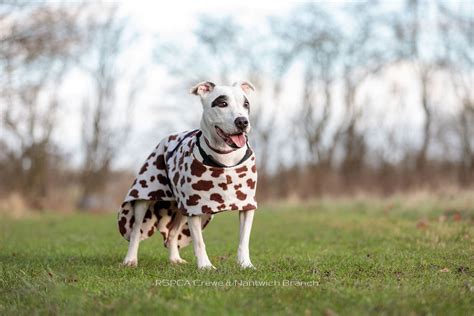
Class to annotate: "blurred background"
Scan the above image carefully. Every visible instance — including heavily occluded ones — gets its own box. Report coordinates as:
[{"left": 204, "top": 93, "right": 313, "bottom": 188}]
[{"left": 0, "top": 0, "right": 472, "bottom": 213}]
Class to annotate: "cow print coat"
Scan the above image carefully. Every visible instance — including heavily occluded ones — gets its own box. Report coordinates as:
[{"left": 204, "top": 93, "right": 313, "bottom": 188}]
[{"left": 117, "top": 129, "right": 258, "bottom": 249}]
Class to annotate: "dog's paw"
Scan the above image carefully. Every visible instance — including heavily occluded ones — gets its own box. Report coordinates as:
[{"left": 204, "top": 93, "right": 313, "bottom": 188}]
[
  {"left": 238, "top": 259, "right": 255, "bottom": 270},
  {"left": 240, "top": 263, "right": 255, "bottom": 269},
  {"left": 169, "top": 257, "right": 188, "bottom": 264},
  {"left": 122, "top": 257, "right": 138, "bottom": 267},
  {"left": 198, "top": 264, "right": 217, "bottom": 270},
  {"left": 196, "top": 256, "right": 216, "bottom": 270}
]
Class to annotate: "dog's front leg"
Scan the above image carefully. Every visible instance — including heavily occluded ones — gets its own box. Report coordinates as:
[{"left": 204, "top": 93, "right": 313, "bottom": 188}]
[
  {"left": 123, "top": 200, "right": 149, "bottom": 267},
  {"left": 238, "top": 210, "right": 255, "bottom": 269},
  {"left": 188, "top": 215, "right": 216, "bottom": 270}
]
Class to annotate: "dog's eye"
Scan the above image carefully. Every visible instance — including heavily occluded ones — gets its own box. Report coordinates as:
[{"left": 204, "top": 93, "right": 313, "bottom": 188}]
[{"left": 212, "top": 95, "right": 229, "bottom": 108}]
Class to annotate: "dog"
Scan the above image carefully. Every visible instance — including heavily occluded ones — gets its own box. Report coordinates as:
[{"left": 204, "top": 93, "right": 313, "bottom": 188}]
[{"left": 117, "top": 81, "right": 258, "bottom": 270}]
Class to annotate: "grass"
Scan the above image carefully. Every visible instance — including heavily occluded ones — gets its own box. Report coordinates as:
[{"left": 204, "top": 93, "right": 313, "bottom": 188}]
[{"left": 0, "top": 197, "right": 473, "bottom": 315}]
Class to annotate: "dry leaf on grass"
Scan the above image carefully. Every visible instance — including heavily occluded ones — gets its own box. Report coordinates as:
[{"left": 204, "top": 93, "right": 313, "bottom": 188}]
[
  {"left": 453, "top": 213, "right": 462, "bottom": 222},
  {"left": 416, "top": 219, "right": 429, "bottom": 229}
]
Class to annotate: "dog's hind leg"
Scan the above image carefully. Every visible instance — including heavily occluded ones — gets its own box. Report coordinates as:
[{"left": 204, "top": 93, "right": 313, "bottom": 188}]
[
  {"left": 237, "top": 210, "right": 255, "bottom": 269},
  {"left": 188, "top": 215, "right": 216, "bottom": 270},
  {"left": 167, "top": 212, "right": 188, "bottom": 264},
  {"left": 123, "top": 200, "right": 149, "bottom": 267}
]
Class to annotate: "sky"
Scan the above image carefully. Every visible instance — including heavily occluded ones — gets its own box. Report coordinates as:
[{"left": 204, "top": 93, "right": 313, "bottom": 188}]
[{"left": 120, "top": 0, "right": 295, "bottom": 34}]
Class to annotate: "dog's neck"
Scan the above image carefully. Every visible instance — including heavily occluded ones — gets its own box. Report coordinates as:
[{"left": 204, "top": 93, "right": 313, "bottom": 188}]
[{"left": 196, "top": 134, "right": 247, "bottom": 167}]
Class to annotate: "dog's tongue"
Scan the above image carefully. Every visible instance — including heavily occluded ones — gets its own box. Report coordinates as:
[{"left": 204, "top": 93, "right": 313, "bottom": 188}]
[{"left": 229, "top": 134, "right": 246, "bottom": 148}]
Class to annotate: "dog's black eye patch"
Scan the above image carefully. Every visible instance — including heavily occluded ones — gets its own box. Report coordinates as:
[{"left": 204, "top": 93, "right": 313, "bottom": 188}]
[{"left": 211, "top": 95, "right": 229, "bottom": 108}]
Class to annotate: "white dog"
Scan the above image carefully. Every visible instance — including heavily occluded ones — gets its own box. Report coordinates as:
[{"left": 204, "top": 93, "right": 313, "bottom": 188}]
[{"left": 117, "top": 81, "right": 258, "bottom": 270}]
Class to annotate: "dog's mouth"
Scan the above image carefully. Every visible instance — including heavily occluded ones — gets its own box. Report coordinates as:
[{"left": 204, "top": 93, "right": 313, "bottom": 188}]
[{"left": 215, "top": 126, "right": 247, "bottom": 148}]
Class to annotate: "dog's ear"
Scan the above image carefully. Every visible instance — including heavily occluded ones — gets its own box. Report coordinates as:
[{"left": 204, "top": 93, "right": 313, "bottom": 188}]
[
  {"left": 190, "top": 81, "right": 216, "bottom": 96},
  {"left": 233, "top": 81, "right": 255, "bottom": 94}
]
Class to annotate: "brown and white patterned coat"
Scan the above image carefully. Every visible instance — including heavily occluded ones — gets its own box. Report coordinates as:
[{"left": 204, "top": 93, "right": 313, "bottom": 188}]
[{"left": 117, "top": 129, "right": 257, "bottom": 249}]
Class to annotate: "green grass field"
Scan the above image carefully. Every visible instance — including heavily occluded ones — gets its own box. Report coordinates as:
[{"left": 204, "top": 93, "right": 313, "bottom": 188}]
[{"left": 1, "top": 197, "right": 473, "bottom": 315}]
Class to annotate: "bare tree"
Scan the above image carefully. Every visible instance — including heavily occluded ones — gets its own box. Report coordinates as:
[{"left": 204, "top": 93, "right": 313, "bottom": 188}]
[
  {"left": 389, "top": 0, "right": 441, "bottom": 172},
  {"left": 272, "top": 4, "right": 341, "bottom": 168},
  {"left": 78, "top": 7, "right": 138, "bottom": 209},
  {"left": 194, "top": 15, "right": 243, "bottom": 84},
  {"left": 0, "top": 3, "right": 89, "bottom": 205},
  {"left": 336, "top": 3, "right": 389, "bottom": 180},
  {"left": 438, "top": 3, "right": 474, "bottom": 184},
  {"left": 274, "top": 3, "right": 386, "bottom": 181}
]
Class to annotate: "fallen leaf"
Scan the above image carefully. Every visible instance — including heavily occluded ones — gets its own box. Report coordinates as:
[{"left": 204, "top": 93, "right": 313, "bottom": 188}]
[
  {"left": 416, "top": 219, "right": 429, "bottom": 229},
  {"left": 439, "top": 268, "right": 450, "bottom": 273},
  {"left": 453, "top": 213, "right": 462, "bottom": 222}
]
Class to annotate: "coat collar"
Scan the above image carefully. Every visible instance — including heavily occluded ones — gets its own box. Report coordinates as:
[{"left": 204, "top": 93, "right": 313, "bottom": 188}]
[{"left": 195, "top": 131, "right": 252, "bottom": 168}]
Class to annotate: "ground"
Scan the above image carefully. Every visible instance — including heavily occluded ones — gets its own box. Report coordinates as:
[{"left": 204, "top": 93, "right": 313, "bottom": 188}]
[{"left": 0, "top": 195, "right": 473, "bottom": 315}]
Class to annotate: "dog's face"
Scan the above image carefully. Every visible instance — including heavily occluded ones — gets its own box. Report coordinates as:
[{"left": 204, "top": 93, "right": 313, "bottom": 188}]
[{"left": 191, "top": 81, "right": 255, "bottom": 150}]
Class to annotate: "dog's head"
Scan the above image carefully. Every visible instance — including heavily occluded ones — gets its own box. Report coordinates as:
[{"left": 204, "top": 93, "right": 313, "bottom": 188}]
[{"left": 191, "top": 81, "right": 255, "bottom": 151}]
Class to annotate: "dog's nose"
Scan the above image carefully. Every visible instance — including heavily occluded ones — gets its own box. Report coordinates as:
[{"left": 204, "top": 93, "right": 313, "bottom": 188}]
[{"left": 234, "top": 117, "right": 249, "bottom": 130}]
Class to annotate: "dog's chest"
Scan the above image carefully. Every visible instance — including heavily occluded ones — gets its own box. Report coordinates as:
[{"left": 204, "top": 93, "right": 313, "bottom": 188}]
[
  {"left": 123, "top": 130, "right": 258, "bottom": 216},
  {"left": 166, "top": 131, "right": 258, "bottom": 215}
]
